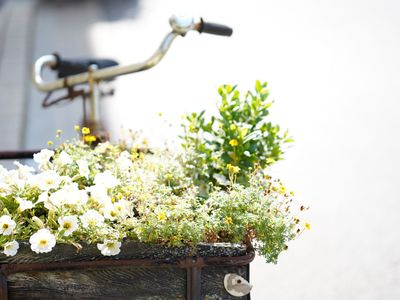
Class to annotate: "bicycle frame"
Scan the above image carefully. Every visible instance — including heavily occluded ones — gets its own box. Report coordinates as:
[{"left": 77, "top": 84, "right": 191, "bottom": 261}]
[{"left": 32, "top": 15, "right": 232, "bottom": 139}]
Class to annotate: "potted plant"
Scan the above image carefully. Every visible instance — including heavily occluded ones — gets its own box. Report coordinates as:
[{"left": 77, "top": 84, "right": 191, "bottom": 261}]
[{"left": 0, "top": 81, "right": 308, "bottom": 299}]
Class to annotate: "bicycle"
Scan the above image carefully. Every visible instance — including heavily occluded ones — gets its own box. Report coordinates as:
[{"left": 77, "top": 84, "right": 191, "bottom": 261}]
[
  {"left": 0, "top": 15, "right": 232, "bottom": 159},
  {"left": 33, "top": 15, "right": 232, "bottom": 138}
]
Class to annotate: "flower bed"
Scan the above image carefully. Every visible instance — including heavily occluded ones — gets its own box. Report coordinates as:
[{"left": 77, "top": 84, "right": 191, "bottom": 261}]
[{"left": 0, "top": 82, "right": 309, "bottom": 299}]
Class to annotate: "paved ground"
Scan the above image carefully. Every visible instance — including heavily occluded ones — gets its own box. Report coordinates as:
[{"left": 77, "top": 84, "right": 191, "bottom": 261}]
[{"left": 1, "top": 0, "right": 400, "bottom": 299}]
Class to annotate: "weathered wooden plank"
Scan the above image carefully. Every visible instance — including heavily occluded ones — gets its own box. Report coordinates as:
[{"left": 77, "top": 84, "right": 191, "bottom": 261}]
[{"left": 8, "top": 266, "right": 186, "bottom": 300}]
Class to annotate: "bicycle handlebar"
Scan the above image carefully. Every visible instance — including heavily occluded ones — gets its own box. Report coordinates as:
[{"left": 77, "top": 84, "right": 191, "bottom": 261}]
[
  {"left": 199, "top": 18, "right": 233, "bottom": 36},
  {"left": 33, "top": 15, "right": 233, "bottom": 92}
]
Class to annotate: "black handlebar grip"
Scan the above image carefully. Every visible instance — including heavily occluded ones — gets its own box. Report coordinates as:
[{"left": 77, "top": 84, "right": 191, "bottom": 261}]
[
  {"left": 52, "top": 53, "right": 119, "bottom": 78},
  {"left": 199, "top": 18, "right": 233, "bottom": 36}
]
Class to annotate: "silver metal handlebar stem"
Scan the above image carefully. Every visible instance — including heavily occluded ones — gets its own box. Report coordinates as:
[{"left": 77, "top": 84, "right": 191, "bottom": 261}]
[{"left": 33, "top": 15, "right": 201, "bottom": 92}]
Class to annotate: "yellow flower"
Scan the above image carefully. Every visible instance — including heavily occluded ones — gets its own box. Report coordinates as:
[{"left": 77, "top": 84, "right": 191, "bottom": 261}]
[
  {"left": 278, "top": 183, "right": 286, "bottom": 195},
  {"left": 47, "top": 141, "right": 53, "bottom": 146},
  {"left": 227, "top": 164, "right": 240, "bottom": 174},
  {"left": 74, "top": 125, "right": 80, "bottom": 132},
  {"left": 56, "top": 129, "right": 62, "bottom": 135},
  {"left": 225, "top": 216, "right": 233, "bottom": 225},
  {"left": 82, "top": 127, "right": 90, "bottom": 135},
  {"left": 84, "top": 135, "right": 96, "bottom": 143},
  {"left": 229, "top": 139, "right": 239, "bottom": 147},
  {"left": 230, "top": 124, "right": 237, "bottom": 131},
  {"left": 305, "top": 222, "right": 311, "bottom": 230},
  {"left": 157, "top": 212, "right": 166, "bottom": 222}
]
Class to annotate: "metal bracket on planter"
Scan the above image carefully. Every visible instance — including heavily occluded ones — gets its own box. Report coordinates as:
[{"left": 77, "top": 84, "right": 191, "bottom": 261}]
[{"left": 224, "top": 273, "right": 253, "bottom": 297}]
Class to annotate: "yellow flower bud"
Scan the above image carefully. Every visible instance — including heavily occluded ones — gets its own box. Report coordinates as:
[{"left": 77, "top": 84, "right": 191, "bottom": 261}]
[
  {"left": 84, "top": 135, "right": 96, "bottom": 143},
  {"left": 82, "top": 127, "right": 90, "bottom": 135},
  {"left": 157, "top": 212, "right": 166, "bottom": 221},
  {"left": 225, "top": 216, "right": 233, "bottom": 225},
  {"left": 305, "top": 223, "right": 311, "bottom": 230},
  {"left": 227, "top": 164, "right": 240, "bottom": 174},
  {"left": 229, "top": 139, "right": 239, "bottom": 147}
]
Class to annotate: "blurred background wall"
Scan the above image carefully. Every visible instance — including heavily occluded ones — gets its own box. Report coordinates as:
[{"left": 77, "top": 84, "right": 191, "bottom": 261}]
[{"left": 1, "top": 0, "right": 400, "bottom": 299}]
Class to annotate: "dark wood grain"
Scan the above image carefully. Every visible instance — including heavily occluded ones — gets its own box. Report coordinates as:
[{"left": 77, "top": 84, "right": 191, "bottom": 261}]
[{"left": 8, "top": 266, "right": 186, "bottom": 300}]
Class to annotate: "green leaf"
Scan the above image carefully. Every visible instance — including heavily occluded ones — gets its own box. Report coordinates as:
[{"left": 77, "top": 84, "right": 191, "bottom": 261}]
[
  {"left": 225, "top": 84, "right": 233, "bottom": 94},
  {"left": 255, "top": 80, "right": 262, "bottom": 93},
  {"left": 284, "top": 138, "right": 295, "bottom": 143}
]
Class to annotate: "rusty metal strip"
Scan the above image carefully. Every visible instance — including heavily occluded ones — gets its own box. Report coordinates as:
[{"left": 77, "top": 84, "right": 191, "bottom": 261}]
[
  {"left": 0, "top": 150, "right": 39, "bottom": 160},
  {"left": 187, "top": 265, "right": 201, "bottom": 300},
  {"left": 182, "top": 257, "right": 203, "bottom": 300},
  {"left": 0, "top": 249, "right": 254, "bottom": 276}
]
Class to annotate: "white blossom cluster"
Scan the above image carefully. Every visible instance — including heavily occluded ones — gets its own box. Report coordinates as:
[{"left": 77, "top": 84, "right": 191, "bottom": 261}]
[{"left": 0, "top": 143, "right": 137, "bottom": 257}]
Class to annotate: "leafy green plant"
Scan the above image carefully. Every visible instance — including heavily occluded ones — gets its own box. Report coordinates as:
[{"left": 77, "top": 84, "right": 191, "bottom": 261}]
[{"left": 181, "top": 80, "right": 293, "bottom": 191}]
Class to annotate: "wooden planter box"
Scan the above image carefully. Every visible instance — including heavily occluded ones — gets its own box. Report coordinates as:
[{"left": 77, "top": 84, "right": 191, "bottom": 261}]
[{"left": 0, "top": 241, "right": 254, "bottom": 300}]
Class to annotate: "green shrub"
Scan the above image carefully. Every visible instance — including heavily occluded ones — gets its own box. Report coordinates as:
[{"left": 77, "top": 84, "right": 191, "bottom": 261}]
[{"left": 181, "top": 80, "right": 293, "bottom": 192}]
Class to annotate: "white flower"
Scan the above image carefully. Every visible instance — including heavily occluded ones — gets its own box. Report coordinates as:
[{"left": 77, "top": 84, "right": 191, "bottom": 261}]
[
  {"left": 14, "top": 161, "right": 35, "bottom": 180},
  {"left": 80, "top": 210, "right": 105, "bottom": 228},
  {"left": 95, "top": 142, "right": 110, "bottom": 154},
  {"left": 3, "top": 240, "right": 19, "bottom": 256},
  {"left": 33, "top": 149, "right": 54, "bottom": 170},
  {"left": 94, "top": 171, "right": 119, "bottom": 189},
  {"left": 86, "top": 185, "right": 112, "bottom": 207},
  {"left": 37, "top": 192, "right": 55, "bottom": 210},
  {"left": 0, "top": 215, "right": 16, "bottom": 235},
  {"left": 3, "top": 170, "right": 26, "bottom": 189},
  {"left": 0, "top": 182, "right": 11, "bottom": 196},
  {"left": 0, "top": 165, "right": 6, "bottom": 176},
  {"left": 116, "top": 151, "right": 133, "bottom": 172},
  {"left": 35, "top": 171, "right": 62, "bottom": 191},
  {"left": 102, "top": 204, "right": 119, "bottom": 220},
  {"left": 16, "top": 197, "right": 34, "bottom": 212},
  {"left": 97, "top": 240, "right": 121, "bottom": 256},
  {"left": 49, "top": 184, "right": 88, "bottom": 208},
  {"left": 58, "top": 216, "right": 79, "bottom": 236},
  {"left": 68, "top": 189, "right": 88, "bottom": 206},
  {"left": 114, "top": 200, "right": 131, "bottom": 217},
  {"left": 56, "top": 151, "right": 73, "bottom": 166},
  {"left": 213, "top": 173, "right": 230, "bottom": 186},
  {"left": 103, "top": 200, "right": 131, "bottom": 220},
  {"left": 29, "top": 228, "right": 56, "bottom": 254},
  {"left": 76, "top": 159, "right": 90, "bottom": 178},
  {"left": 37, "top": 192, "right": 49, "bottom": 204},
  {"left": 49, "top": 189, "right": 67, "bottom": 208}
]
